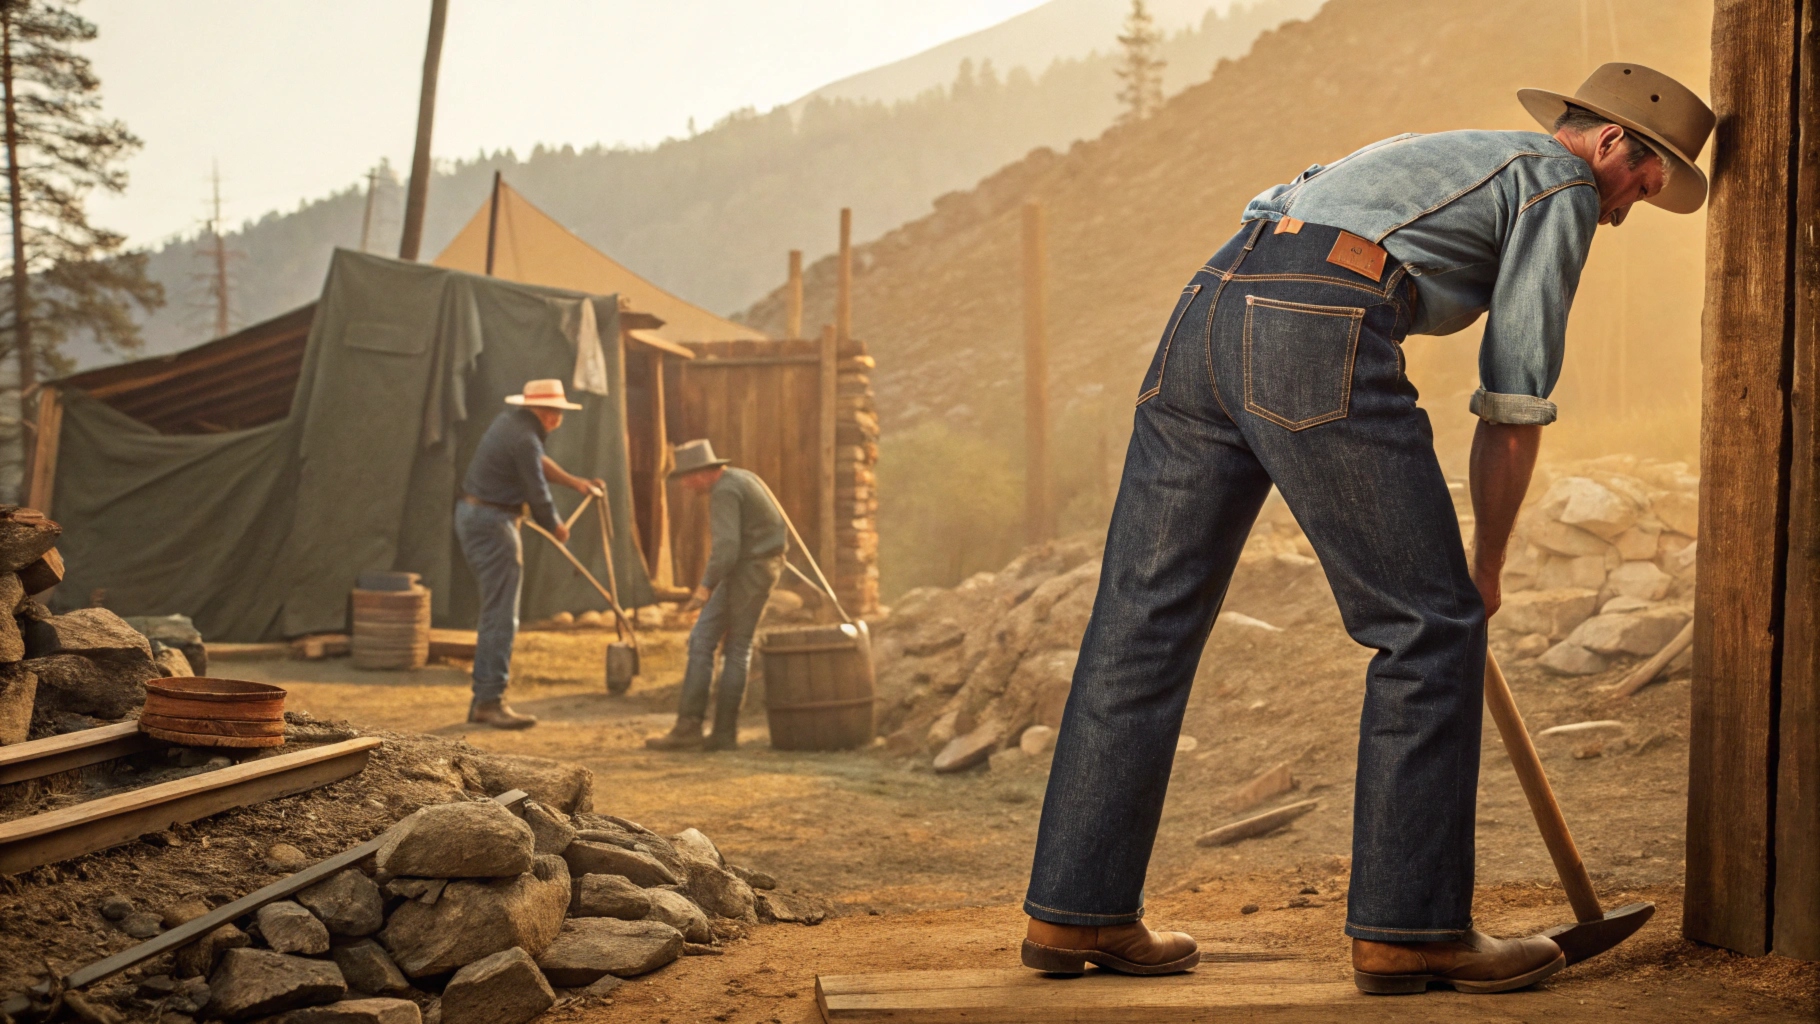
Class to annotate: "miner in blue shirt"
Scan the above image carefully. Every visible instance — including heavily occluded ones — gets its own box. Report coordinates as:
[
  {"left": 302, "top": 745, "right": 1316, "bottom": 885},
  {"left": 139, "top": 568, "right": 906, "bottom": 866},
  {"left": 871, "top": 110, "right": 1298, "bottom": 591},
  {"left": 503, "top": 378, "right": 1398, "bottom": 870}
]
[
  {"left": 1019, "top": 65, "right": 1715, "bottom": 994},
  {"left": 456, "top": 379, "right": 604, "bottom": 730}
]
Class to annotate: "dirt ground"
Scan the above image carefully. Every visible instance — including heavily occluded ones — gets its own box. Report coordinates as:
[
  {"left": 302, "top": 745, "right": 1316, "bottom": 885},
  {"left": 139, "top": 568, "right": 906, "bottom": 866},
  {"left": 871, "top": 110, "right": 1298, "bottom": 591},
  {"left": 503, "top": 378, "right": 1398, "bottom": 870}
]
[{"left": 203, "top": 623, "right": 1820, "bottom": 1022}]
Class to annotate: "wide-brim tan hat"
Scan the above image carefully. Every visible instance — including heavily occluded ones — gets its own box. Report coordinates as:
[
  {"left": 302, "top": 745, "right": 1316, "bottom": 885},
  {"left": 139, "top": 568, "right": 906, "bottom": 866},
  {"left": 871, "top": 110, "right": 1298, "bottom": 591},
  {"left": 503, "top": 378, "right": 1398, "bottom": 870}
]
[
  {"left": 668, "top": 438, "right": 731, "bottom": 478},
  {"left": 505, "top": 378, "right": 584, "bottom": 411},
  {"left": 1518, "top": 62, "right": 1715, "bottom": 214}
]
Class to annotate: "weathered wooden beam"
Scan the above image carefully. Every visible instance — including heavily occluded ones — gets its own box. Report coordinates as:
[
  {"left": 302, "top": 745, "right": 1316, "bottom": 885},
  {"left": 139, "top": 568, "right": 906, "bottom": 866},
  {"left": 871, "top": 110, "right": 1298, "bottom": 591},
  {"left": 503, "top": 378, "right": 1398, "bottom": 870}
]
[
  {"left": 836, "top": 209, "right": 852, "bottom": 342},
  {"left": 787, "top": 249, "right": 804, "bottom": 339},
  {"left": 819, "top": 325, "right": 839, "bottom": 609},
  {"left": 0, "top": 722, "right": 158, "bottom": 787},
  {"left": 1195, "top": 799, "right": 1318, "bottom": 848},
  {"left": 24, "top": 386, "right": 61, "bottom": 516},
  {"left": 1688, "top": 0, "right": 1802, "bottom": 958},
  {"left": 0, "top": 737, "right": 381, "bottom": 876}
]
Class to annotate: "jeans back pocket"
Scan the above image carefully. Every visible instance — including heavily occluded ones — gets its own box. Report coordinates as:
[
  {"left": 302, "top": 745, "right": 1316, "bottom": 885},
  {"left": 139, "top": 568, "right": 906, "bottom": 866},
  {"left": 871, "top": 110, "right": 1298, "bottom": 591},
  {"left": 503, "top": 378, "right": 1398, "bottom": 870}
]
[
  {"left": 1138, "top": 283, "right": 1202, "bottom": 404},
  {"left": 1242, "top": 295, "right": 1364, "bottom": 430}
]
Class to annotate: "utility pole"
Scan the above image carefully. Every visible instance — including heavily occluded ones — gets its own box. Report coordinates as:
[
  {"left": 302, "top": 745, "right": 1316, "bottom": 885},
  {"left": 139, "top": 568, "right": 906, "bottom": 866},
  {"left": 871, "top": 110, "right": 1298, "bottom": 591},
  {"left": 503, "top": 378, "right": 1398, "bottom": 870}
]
[
  {"left": 1022, "top": 201, "right": 1053, "bottom": 544},
  {"left": 836, "top": 209, "right": 852, "bottom": 342},
  {"left": 786, "top": 250, "right": 803, "bottom": 338},
  {"left": 2, "top": 5, "right": 32, "bottom": 394},
  {"left": 359, "top": 167, "right": 380, "bottom": 252},
  {"left": 208, "top": 162, "right": 229, "bottom": 338},
  {"left": 398, "top": 0, "right": 449, "bottom": 261}
]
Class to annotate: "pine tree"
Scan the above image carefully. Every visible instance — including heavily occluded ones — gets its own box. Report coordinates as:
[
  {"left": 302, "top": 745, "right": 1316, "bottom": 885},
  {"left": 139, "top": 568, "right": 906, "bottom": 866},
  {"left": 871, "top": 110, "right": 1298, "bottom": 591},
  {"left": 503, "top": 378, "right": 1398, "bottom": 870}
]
[
  {"left": 1114, "top": 0, "right": 1166, "bottom": 124},
  {"left": 0, "top": 0, "right": 161, "bottom": 394}
]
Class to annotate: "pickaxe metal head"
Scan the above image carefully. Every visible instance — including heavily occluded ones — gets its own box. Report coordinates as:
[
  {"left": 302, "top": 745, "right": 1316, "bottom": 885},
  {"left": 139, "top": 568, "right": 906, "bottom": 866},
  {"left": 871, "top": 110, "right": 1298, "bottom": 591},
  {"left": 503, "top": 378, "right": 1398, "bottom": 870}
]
[{"left": 1539, "top": 901, "right": 1655, "bottom": 965}]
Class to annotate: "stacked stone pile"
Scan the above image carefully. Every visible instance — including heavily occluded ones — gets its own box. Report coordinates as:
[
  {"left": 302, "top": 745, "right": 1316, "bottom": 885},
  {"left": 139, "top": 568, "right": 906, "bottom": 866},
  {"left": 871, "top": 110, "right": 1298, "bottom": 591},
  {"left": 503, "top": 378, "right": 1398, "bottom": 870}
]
[
  {"left": 1495, "top": 457, "right": 1698, "bottom": 675},
  {"left": 85, "top": 799, "right": 826, "bottom": 1024}
]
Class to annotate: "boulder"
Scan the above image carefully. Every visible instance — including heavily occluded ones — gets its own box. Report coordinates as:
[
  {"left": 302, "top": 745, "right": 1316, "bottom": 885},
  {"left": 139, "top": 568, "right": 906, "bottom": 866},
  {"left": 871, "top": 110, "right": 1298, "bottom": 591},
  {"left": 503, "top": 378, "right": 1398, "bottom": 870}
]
[
  {"left": 1607, "top": 560, "right": 1673, "bottom": 602},
  {"left": 1538, "top": 642, "right": 1610, "bottom": 676},
  {"left": 297, "top": 869, "right": 385, "bottom": 936},
  {"left": 375, "top": 801, "right": 536, "bottom": 879},
  {"left": 440, "top": 948, "right": 553, "bottom": 1024},
  {"left": 1566, "top": 609, "right": 1691, "bottom": 657},
  {"left": 642, "top": 888, "right": 712, "bottom": 943},
  {"left": 266, "top": 844, "right": 311, "bottom": 872},
  {"left": 1549, "top": 477, "right": 1638, "bottom": 539},
  {"left": 669, "top": 828, "right": 722, "bottom": 867},
  {"left": 17, "top": 549, "right": 63, "bottom": 596},
  {"left": 561, "top": 841, "right": 677, "bottom": 888},
  {"left": 153, "top": 646, "right": 195, "bottom": 677},
  {"left": 0, "top": 574, "right": 21, "bottom": 661},
  {"left": 328, "top": 940, "right": 410, "bottom": 997},
  {"left": 1497, "top": 589, "right": 1599, "bottom": 641},
  {"left": 206, "top": 949, "right": 346, "bottom": 1021},
  {"left": 123, "top": 614, "right": 210, "bottom": 676},
  {"left": 0, "top": 507, "right": 60, "bottom": 574},
  {"left": 533, "top": 919, "right": 683, "bottom": 985},
  {"left": 379, "top": 855, "right": 570, "bottom": 978},
  {"left": 452, "top": 753, "right": 593, "bottom": 814},
  {"left": 0, "top": 665, "right": 35, "bottom": 745},
  {"left": 1019, "top": 725, "right": 1057, "bottom": 756},
  {"left": 521, "top": 801, "right": 576, "bottom": 856},
  {"left": 25, "top": 653, "right": 158, "bottom": 720},
  {"left": 1614, "top": 523, "right": 1662, "bottom": 561},
  {"left": 1524, "top": 519, "right": 1612, "bottom": 558},
  {"left": 22, "top": 608, "right": 153, "bottom": 662},
  {"left": 1536, "top": 553, "right": 1611, "bottom": 592},
  {"left": 1654, "top": 491, "right": 1699, "bottom": 536},
  {"left": 569, "top": 874, "right": 651, "bottom": 920},
  {"left": 933, "top": 722, "right": 1002, "bottom": 773},
  {"left": 383, "top": 878, "right": 447, "bottom": 905},
  {"left": 678, "top": 860, "right": 757, "bottom": 923},
  {"left": 726, "top": 865, "right": 776, "bottom": 890},
  {"left": 173, "top": 923, "right": 250, "bottom": 978},
  {"left": 755, "top": 890, "right": 829, "bottom": 925},
  {"left": 256, "top": 902, "right": 330, "bottom": 956},
  {"left": 267, "top": 999, "right": 421, "bottom": 1024}
]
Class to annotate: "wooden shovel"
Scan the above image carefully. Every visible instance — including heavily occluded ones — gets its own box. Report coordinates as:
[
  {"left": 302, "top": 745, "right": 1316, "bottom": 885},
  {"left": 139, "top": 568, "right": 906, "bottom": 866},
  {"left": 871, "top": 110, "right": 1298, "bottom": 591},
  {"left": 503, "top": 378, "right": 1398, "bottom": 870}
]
[{"left": 1483, "top": 650, "right": 1654, "bottom": 964}]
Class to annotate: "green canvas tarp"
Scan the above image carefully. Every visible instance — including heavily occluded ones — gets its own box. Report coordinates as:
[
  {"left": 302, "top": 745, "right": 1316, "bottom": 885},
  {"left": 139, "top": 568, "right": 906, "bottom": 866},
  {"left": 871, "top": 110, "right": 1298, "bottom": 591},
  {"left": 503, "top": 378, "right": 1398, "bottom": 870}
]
[{"left": 51, "top": 249, "right": 654, "bottom": 641}]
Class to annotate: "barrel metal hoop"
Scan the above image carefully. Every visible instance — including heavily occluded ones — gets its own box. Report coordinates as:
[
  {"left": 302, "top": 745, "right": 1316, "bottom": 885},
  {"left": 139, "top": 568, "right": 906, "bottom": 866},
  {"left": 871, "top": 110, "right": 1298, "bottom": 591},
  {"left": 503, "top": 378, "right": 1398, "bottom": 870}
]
[{"left": 760, "top": 642, "right": 863, "bottom": 655}]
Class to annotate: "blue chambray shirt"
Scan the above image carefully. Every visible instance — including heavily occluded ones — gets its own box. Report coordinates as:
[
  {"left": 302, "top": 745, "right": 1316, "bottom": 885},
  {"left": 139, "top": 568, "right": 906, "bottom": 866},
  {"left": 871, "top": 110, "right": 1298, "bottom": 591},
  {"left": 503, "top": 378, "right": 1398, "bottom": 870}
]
[
  {"left": 462, "top": 408, "right": 561, "bottom": 531},
  {"left": 1241, "top": 130, "right": 1601, "bottom": 425}
]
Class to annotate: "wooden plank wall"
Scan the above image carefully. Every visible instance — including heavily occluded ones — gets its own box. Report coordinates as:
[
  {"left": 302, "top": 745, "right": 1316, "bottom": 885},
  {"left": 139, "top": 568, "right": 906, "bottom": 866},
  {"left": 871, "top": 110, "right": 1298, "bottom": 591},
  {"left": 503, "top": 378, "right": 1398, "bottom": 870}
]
[{"left": 1688, "top": 0, "right": 1818, "bottom": 961}]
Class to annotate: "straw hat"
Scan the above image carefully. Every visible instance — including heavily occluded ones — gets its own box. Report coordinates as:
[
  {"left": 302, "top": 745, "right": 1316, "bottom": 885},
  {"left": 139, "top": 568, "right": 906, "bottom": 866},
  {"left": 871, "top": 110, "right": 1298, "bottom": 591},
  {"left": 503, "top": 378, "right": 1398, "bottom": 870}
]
[
  {"left": 669, "top": 438, "right": 731, "bottom": 478},
  {"left": 505, "top": 379, "right": 584, "bottom": 411},
  {"left": 1518, "top": 62, "right": 1715, "bottom": 214}
]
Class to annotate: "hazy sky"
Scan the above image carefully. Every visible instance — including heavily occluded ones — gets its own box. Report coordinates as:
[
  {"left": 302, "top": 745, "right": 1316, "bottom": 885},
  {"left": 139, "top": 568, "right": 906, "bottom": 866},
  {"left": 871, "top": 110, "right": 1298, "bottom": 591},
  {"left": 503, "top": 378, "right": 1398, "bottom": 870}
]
[{"left": 82, "top": 1, "right": 1066, "bottom": 247}]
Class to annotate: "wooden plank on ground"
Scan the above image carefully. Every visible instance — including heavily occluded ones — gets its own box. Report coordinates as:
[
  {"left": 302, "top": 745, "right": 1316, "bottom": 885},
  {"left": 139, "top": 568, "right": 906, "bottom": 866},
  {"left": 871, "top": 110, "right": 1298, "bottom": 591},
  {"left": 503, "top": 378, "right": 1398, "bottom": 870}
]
[
  {"left": 429, "top": 629, "right": 477, "bottom": 659},
  {"left": 0, "top": 722, "right": 159, "bottom": 787},
  {"left": 1687, "top": 0, "right": 1799, "bottom": 958},
  {"left": 207, "top": 642, "right": 290, "bottom": 660},
  {"left": 814, "top": 964, "right": 1564, "bottom": 1023},
  {"left": 0, "top": 737, "right": 381, "bottom": 875},
  {"left": 1776, "top": 0, "right": 1820, "bottom": 964}
]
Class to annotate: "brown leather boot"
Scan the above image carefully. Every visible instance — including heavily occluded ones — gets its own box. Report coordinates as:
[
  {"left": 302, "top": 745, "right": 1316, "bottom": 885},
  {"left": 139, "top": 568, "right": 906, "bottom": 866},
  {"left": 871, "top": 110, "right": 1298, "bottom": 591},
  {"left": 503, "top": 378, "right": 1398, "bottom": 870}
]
[
  {"left": 1022, "top": 918, "right": 1200, "bottom": 975},
  {"left": 644, "top": 715, "right": 705, "bottom": 751},
  {"left": 1352, "top": 929, "right": 1565, "bottom": 994},
  {"left": 468, "top": 699, "right": 537, "bottom": 730}
]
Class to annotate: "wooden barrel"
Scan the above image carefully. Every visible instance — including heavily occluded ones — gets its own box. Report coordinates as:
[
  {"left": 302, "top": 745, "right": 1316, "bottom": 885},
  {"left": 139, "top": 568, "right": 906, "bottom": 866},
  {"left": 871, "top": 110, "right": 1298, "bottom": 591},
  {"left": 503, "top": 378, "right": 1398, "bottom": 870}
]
[
  {"left": 140, "top": 677, "right": 287, "bottom": 748},
  {"left": 351, "top": 585, "right": 431, "bottom": 670},
  {"left": 759, "top": 621, "right": 875, "bottom": 751}
]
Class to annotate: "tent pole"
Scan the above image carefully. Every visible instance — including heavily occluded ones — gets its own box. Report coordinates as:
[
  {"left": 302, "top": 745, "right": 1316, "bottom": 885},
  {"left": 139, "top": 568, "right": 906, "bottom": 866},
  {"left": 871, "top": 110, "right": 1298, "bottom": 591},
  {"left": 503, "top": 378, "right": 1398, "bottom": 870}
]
[
  {"left": 484, "top": 170, "right": 501, "bottom": 276},
  {"left": 397, "top": 0, "right": 448, "bottom": 262}
]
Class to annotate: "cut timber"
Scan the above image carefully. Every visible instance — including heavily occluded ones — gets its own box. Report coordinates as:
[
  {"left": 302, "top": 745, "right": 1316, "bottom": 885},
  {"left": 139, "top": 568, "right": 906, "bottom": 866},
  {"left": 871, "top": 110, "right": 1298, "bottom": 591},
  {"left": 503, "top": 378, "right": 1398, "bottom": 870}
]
[
  {"left": 16, "top": 789, "right": 531, "bottom": 1001},
  {"left": 290, "top": 634, "right": 351, "bottom": 660},
  {"left": 1195, "top": 800, "right": 1317, "bottom": 848},
  {"left": 1612, "top": 621, "right": 1694, "bottom": 699},
  {"left": 18, "top": 548, "right": 63, "bottom": 595},
  {"left": 429, "top": 629, "right": 477, "bottom": 659},
  {"left": 0, "top": 721, "right": 158, "bottom": 787},
  {"left": 814, "top": 962, "right": 1575, "bottom": 1023},
  {"left": 0, "top": 737, "right": 380, "bottom": 875},
  {"left": 207, "top": 642, "right": 290, "bottom": 660},
  {"left": 1224, "top": 760, "right": 1297, "bottom": 813}
]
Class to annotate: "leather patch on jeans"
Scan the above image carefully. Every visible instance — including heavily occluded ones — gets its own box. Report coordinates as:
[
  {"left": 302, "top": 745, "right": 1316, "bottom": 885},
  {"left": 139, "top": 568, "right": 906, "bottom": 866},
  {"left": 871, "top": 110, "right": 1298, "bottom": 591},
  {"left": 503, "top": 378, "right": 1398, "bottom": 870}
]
[
  {"left": 1274, "top": 216, "right": 1304, "bottom": 235},
  {"left": 1326, "top": 230, "right": 1387, "bottom": 282}
]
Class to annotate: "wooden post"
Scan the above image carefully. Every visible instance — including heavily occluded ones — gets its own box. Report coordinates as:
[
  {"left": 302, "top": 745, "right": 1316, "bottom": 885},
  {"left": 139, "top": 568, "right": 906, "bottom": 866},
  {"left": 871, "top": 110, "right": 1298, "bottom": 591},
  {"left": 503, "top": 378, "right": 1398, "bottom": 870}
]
[
  {"left": 484, "top": 170, "right": 501, "bottom": 276},
  {"left": 1022, "top": 201, "right": 1052, "bottom": 544},
  {"left": 24, "top": 386, "right": 59, "bottom": 515},
  {"left": 836, "top": 210, "right": 852, "bottom": 342},
  {"left": 397, "top": 0, "right": 448, "bottom": 262},
  {"left": 787, "top": 250, "right": 804, "bottom": 338},
  {"left": 646, "top": 347, "right": 674, "bottom": 589},
  {"left": 818, "top": 325, "right": 838, "bottom": 610},
  {"left": 1687, "top": 0, "right": 1818, "bottom": 961}
]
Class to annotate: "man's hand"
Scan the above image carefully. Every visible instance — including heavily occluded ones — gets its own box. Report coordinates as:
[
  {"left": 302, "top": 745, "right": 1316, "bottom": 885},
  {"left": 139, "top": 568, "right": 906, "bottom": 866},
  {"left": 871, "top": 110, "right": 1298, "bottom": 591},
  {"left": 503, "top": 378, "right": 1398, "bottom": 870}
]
[
  {"left": 554, "top": 522, "right": 571, "bottom": 544},
  {"left": 587, "top": 478, "right": 606, "bottom": 498},
  {"left": 1468, "top": 420, "right": 1543, "bottom": 621},
  {"left": 682, "top": 585, "right": 711, "bottom": 612}
]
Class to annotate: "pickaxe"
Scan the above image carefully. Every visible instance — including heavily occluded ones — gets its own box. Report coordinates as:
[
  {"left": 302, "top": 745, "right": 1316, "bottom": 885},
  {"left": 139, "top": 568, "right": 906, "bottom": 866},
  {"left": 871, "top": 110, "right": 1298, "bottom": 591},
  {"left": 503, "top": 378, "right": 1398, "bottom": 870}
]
[{"left": 1483, "top": 651, "right": 1654, "bottom": 964}]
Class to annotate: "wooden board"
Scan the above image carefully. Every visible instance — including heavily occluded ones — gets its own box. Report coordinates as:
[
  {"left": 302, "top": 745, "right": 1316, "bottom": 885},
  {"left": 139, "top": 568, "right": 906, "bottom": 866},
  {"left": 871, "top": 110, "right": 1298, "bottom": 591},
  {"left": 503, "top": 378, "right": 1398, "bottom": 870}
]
[
  {"left": 0, "top": 737, "right": 380, "bottom": 875},
  {"left": 1687, "top": 0, "right": 1799, "bottom": 958},
  {"left": 0, "top": 722, "right": 159, "bottom": 787},
  {"left": 206, "top": 642, "right": 290, "bottom": 660},
  {"left": 429, "top": 628, "right": 478, "bottom": 659},
  {"left": 1776, "top": 0, "right": 1820, "bottom": 963},
  {"left": 814, "top": 964, "right": 1572, "bottom": 1023}
]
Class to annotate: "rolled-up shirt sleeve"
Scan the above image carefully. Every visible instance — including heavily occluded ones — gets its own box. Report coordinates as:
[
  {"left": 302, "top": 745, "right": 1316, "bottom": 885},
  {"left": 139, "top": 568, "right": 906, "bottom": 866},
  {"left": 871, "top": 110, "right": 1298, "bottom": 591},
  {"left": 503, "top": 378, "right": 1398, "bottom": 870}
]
[{"left": 1473, "top": 182, "right": 1599, "bottom": 426}]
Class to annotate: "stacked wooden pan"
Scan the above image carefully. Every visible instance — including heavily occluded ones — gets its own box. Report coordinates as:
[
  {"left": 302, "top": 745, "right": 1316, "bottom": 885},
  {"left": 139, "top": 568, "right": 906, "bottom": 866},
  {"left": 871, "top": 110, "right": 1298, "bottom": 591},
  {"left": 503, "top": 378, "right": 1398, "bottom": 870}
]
[
  {"left": 139, "top": 678, "right": 287, "bottom": 748},
  {"left": 351, "top": 571, "right": 431, "bottom": 670}
]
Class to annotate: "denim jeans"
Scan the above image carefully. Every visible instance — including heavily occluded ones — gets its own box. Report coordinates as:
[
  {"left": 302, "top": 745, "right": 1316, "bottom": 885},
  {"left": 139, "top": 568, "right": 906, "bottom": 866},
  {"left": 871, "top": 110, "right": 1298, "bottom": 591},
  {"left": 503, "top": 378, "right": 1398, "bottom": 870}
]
[
  {"left": 1025, "top": 221, "right": 1486, "bottom": 943},
  {"left": 455, "top": 501, "right": 522, "bottom": 703},
  {"left": 678, "top": 554, "right": 784, "bottom": 719}
]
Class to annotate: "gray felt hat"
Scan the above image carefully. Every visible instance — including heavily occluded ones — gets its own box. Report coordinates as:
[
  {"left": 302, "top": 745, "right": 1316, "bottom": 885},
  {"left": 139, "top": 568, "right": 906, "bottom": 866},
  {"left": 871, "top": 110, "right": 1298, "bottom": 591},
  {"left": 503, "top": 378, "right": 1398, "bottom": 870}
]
[{"left": 669, "top": 438, "right": 731, "bottom": 478}]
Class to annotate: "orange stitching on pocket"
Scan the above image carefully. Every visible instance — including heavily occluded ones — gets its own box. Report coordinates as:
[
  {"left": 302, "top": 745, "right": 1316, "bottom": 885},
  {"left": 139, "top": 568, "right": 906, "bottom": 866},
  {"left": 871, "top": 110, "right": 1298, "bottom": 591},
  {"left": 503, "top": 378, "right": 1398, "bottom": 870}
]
[{"left": 1139, "top": 283, "right": 1202, "bottom": 406}]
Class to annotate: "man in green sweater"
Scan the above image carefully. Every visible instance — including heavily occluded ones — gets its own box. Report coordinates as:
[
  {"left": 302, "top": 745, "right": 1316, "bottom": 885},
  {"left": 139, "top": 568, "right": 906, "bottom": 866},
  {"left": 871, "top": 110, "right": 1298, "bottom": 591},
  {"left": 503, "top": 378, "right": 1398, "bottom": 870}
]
[{"left": 647, "top": 439, "right": 787, "bottom": 752}]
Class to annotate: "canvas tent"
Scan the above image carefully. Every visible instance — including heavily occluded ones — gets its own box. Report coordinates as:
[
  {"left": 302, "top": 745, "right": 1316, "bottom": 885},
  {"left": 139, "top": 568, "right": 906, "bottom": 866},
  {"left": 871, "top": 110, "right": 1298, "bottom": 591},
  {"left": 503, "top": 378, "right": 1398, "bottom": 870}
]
[{"left": 40, "top": 250, "right": 657, "bottom": 641}]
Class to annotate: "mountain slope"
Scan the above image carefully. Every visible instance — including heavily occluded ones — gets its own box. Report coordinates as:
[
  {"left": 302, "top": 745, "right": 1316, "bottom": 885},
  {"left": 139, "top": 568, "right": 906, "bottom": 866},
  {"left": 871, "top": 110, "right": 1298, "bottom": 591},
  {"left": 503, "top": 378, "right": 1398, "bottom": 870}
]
[{"left": 736, "top": 0, "right": 1713, "bottom": 594}]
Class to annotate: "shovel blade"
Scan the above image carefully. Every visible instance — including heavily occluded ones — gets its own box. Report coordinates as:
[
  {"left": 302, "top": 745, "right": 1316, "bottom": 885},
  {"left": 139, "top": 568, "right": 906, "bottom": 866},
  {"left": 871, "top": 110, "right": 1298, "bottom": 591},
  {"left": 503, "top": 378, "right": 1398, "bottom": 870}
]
[{"left": 1541, "top": 901, "right": 1655, "bottom": 965}]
